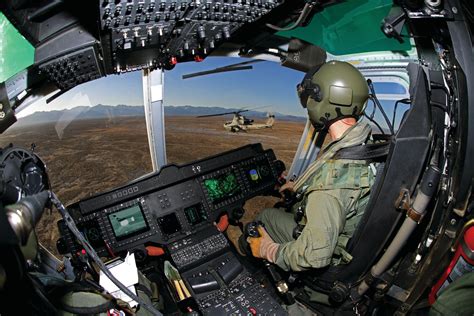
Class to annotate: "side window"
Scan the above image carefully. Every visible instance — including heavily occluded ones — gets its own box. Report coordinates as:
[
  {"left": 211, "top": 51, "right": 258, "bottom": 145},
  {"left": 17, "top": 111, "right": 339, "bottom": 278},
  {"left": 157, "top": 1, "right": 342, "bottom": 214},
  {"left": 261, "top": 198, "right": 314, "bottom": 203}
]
[
  {"left": 0, "top": 72, "right": 152, "bottom": 255},
  {"left": 163, "top": 57, "right": 306, "bottom": 170},
  {"left": 362, "top": 78, "right": 410, "bottom": 133}
]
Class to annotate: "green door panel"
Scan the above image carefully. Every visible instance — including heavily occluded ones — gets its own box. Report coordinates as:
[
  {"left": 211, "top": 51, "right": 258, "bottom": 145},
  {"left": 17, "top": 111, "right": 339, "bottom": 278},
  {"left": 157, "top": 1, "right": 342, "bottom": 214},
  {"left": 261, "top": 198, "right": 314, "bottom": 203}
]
[
  {"left": 0, "top": 12, "right": 34, "bottom": 83},
  {"left": 278, "top": 0, "right": 412, "bottom": 56}
]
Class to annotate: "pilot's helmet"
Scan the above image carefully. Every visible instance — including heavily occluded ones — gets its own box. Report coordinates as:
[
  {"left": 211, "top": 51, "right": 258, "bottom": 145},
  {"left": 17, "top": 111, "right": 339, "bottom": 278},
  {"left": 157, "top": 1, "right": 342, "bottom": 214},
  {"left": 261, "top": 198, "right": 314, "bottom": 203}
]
[{"left": 296, "top": 60, "right": 369, "bottom": 131}]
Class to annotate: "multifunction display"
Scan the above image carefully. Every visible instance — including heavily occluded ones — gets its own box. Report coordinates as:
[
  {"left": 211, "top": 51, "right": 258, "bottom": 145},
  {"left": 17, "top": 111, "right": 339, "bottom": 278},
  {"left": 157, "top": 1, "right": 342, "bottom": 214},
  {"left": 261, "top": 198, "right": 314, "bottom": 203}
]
[
  {"left": 108, "top": 204, "right": 149, "bottom": 240},
  {"left": 158, "top": 213, "right": 182, "bottom": 236},
  {"left": 204, "top": 172, "right": 241, "bottom": 204},
  {"left": 184, "top": 204, "right": 207, "bottom": 226},
  {"left": 245, "top": 163, "right": 273, "bottom": 188}
]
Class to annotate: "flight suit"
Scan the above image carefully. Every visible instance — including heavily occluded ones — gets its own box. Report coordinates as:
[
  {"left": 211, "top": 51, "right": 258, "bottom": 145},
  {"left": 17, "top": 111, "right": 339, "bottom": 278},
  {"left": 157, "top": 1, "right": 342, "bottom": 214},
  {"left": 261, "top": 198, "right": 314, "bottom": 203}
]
[
  {"left": 430, "top": 272, "right": 474, "bottom": 316},
  {"left": 257, "top": 122, "right": 374, "bottom": 271}
]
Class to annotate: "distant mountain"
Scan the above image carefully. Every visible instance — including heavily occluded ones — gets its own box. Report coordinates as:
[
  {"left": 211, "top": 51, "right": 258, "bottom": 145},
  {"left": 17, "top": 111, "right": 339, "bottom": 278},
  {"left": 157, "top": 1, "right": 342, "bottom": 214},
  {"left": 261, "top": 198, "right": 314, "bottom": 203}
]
[
  {"left": 17, "top": 105, "right": 145, "bottom": 127},
  {"left": 17, "top": 104, "right": 305, "bottom": 127}
]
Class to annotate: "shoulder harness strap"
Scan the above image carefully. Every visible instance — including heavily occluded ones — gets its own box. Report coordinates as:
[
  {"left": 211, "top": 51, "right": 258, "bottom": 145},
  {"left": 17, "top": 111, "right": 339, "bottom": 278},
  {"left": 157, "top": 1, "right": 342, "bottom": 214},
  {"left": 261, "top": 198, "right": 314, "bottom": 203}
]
[{"left": 333, "top": 141, "right": 391, "bottom": 162}]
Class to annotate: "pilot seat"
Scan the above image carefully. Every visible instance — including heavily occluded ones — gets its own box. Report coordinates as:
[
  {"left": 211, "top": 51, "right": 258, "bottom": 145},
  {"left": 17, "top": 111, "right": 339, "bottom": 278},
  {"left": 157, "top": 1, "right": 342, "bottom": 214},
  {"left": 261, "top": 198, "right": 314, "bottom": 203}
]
[{"left": 292, "top": 63, "right": 433, "bottom": 312}]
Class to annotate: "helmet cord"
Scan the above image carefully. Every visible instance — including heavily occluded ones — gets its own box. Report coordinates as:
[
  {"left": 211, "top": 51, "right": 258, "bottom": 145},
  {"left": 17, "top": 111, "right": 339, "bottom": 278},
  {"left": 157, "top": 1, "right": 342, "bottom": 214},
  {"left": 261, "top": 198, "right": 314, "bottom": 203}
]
[{"left": 367, "top": 79, "right": 395, "bottom": 135}]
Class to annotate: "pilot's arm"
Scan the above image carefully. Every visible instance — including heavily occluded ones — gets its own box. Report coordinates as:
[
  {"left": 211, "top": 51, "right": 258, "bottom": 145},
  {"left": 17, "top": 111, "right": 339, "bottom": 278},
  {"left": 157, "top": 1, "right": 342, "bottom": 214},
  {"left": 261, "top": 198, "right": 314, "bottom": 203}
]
[
  {"left": 250, "top": 191, "right": 345, "bottom": 271},
  {"left": 277, "top": 191, "right": 344, "bottom": 271}
]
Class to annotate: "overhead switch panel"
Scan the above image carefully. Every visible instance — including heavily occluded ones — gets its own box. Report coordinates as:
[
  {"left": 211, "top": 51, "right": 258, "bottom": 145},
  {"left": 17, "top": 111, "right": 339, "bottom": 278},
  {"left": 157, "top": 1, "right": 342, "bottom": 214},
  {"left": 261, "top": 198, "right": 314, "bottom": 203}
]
[
  {"left": 99, "top": 0, "right": 283, "bottom": 71},
  {"left": 38, "top": 46, "right": 104, "bottom": 91}
]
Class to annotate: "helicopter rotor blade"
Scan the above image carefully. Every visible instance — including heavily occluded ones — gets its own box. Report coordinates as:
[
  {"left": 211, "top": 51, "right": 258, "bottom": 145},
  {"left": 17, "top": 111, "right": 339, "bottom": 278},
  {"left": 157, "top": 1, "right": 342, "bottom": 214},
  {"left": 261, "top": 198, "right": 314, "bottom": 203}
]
[
  {"left": 219, "top": 59, "right": 264, "bottom": 68},
  {"left": 240, "top": 105, "right": 270, "bottom": 112},
  {"left": 196, "top": 111, "right": 238, "bottom": 118},
  {"left": 182, "top": 60, "right": 264, "bottom": 80},
  {"left": 197, "top": 109, "right": 249, "bottom": 118},
  {"left": 183, "top": 66, "right": 253, "bottom": 79},
  {"left": 234, "top": 109, "right": 249, "bottom": 114}
]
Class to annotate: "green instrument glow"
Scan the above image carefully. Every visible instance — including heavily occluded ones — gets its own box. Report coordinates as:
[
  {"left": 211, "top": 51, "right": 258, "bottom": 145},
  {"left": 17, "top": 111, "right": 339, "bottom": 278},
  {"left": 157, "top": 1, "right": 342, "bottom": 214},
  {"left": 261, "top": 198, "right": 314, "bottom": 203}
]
[{"left": 204, "top": 173, "right": 241, "bottom": 204}]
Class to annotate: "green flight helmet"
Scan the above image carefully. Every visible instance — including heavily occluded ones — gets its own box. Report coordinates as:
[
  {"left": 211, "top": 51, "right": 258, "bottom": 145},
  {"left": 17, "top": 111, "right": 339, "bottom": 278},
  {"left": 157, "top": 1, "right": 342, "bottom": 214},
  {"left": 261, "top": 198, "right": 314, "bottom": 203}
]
[{"left": 297, "top": 60, "right": 369, "bottom": 131}]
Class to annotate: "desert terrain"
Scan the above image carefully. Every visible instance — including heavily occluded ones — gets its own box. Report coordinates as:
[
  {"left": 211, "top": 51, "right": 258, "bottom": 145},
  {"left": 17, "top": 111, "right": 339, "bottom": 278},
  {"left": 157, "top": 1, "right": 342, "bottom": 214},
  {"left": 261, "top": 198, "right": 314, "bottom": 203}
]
[{"left": 0, "top": 115, "right": 305, "bottom": 255}]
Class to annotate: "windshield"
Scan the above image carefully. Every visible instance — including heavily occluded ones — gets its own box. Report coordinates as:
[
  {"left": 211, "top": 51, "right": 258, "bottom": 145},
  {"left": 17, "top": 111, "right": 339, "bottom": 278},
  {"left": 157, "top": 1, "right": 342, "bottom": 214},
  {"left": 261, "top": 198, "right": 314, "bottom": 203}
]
[{"left": 0, "top": 72, "right": 152, "bottom": 254}]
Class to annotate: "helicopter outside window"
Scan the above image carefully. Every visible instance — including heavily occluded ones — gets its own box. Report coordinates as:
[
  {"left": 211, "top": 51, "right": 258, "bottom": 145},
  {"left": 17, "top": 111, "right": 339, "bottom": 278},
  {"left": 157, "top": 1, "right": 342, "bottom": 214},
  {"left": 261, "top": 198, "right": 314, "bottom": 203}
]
[
  {"left": 163, "top": 56, "right": 306, "bottom": 170},
  {"left": 363, "top": 76, "right": 410, "bottom": 133}
]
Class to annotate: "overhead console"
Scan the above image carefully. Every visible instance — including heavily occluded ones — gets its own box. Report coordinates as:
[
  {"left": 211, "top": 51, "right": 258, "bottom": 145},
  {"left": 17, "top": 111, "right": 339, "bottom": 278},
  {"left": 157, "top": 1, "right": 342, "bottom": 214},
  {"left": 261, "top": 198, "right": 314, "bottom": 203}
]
[
  {"left": 60, "top": 143, "right": 283, "bottom": 258},
  {"left": 0, "top": 0, "right": 315, "bottom": 125},
  {"left": 98, "top": 0, "right": 285, "bottom": 71}
]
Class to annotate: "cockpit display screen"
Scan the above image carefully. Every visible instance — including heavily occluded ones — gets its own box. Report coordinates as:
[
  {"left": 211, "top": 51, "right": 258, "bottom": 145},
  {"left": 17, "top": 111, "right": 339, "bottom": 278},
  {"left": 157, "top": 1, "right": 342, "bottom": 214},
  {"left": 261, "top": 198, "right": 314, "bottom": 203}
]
[
  {"left": 245, "top": 162, "right": 273, "bottom": 188},
  {"left": 184, "top": 204, "right": 207, "bottom": 226},
  {"left": 108, "top": 204, "right": 149, "bottom": 240},
  {"left": 78, "top": 221, "right": 105, "bottom": 249},
  {"left": 157, "top": 213, "right": 182, "bottom": 235},
  {"left": 204, "top": 172, "right": 241, "bottom": 204}
]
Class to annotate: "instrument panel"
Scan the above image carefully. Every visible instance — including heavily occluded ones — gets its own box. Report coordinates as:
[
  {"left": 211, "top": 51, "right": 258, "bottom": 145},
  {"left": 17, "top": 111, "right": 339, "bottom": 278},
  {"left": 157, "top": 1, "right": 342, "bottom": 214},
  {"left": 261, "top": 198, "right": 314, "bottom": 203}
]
[{"left": 60, "top": 143, "right": 283, "bottom": 257}]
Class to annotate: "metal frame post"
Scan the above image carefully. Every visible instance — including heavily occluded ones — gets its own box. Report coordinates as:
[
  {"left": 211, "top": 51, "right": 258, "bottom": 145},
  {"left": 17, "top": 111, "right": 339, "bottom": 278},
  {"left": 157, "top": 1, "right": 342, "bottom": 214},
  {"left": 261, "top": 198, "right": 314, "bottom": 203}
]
[
  {"left": 142, "top": 68, "right": 167, "bottom": 171},
  {"left": 287, "top": 119, "right": 320, "bottom": 181}
]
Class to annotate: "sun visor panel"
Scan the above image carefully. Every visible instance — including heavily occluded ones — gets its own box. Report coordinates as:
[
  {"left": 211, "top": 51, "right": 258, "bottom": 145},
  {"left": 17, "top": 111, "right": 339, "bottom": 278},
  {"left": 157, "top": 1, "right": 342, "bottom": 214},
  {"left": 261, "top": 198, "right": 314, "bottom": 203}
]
[{"left": 329, "top": 85, "right": 352, "bottom": 106}]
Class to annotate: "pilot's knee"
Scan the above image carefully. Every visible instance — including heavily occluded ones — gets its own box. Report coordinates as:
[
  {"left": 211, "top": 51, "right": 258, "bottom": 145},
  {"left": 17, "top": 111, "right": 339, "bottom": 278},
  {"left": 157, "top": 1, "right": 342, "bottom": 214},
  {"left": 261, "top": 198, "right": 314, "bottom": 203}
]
[{"left": 256, "top": 208, "right": 278, "bottom": 227}]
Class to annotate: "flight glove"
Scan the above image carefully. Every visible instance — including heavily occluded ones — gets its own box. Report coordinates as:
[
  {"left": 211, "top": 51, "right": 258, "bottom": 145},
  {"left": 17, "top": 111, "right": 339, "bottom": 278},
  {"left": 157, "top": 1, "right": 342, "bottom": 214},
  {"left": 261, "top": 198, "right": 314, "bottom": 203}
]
[{"left": 248, "top": 226, "right": 279, "bottom": 263}]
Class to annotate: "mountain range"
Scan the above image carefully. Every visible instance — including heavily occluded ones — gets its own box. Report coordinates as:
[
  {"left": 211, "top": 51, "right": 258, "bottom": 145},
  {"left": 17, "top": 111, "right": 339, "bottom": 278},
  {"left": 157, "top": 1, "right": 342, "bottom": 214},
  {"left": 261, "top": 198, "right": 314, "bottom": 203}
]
[{"left": 17, "top": 104, "right": 305, "bottom": 127}]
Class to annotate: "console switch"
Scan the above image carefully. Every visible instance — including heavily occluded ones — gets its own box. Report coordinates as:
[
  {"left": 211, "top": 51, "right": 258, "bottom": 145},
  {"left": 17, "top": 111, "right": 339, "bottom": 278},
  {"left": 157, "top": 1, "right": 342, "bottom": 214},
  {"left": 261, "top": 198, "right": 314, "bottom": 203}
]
[
  {"left": 215, "top": 255, "right": 243, "bottom": 284},
  {"left": 187, "top": 271, "right": 220, "bottom": 294}
]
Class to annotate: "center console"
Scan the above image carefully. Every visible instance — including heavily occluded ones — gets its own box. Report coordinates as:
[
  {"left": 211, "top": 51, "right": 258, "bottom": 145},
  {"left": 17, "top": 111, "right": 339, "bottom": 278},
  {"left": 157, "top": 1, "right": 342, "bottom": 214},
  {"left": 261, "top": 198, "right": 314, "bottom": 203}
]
[{"left": 169, "top": 226, "right": 286, "bottom": 315}]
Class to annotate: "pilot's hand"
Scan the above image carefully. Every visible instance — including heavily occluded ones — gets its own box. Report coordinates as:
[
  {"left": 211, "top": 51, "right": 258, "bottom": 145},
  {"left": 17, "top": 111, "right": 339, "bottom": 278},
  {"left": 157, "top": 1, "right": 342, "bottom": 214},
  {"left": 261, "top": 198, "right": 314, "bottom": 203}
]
[
  {"left": 279, "top": 180, "right": 295, "bottom": 196},
  {"left": 247, "top": 226, "right": 279, "bottom": 263},
  {"left": 275, "top": 171, "right": 288, "bottom": 189}
]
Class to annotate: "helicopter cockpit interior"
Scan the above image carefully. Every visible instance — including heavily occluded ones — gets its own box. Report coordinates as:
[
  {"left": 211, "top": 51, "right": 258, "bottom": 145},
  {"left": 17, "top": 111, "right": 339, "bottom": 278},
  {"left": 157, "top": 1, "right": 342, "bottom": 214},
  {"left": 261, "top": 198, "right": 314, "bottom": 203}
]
[{"left": 0, "top": 0, "right": 473, "bottom": 315}]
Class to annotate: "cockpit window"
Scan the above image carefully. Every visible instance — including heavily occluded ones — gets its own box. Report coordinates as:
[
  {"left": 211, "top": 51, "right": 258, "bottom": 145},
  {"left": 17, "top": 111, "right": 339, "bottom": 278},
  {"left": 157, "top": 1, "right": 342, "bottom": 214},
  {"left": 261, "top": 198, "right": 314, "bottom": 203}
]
[
  {"left": 0, "top": 72, "right": 152, "bottom": 254},
  {"left": 372, "top": 81, "right": 407, "bottom": 95},
  {"left": 363, "top": 78, "right": 410, "bottom": 133},
  {"left": 163, "top": 57, "right": 306, "bottom": 170}
]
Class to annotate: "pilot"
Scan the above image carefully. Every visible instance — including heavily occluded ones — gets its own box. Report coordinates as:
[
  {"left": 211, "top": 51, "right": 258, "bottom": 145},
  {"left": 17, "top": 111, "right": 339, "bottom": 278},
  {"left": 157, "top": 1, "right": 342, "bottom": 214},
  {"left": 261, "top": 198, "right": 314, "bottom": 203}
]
[{"left": 246, "top": 60, "right": 375, "bottom": 271}]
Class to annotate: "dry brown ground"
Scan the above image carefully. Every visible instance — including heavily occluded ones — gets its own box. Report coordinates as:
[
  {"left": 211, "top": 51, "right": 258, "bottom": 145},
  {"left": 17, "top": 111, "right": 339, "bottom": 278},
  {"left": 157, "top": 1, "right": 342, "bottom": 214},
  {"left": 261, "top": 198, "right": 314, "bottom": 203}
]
[
  {"left": 0, "top": 116, "right": 304, "bottom": 255},
  {"left": 165, "top": 116, "right": 304, "bottom": 168}
]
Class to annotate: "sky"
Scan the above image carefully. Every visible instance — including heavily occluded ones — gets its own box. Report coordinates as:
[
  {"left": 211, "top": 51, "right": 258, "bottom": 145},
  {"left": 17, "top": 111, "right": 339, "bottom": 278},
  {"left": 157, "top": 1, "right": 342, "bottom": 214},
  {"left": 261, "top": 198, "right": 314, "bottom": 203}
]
[
  {"left": 18, "top": 56, "right": 307, "bottom": 118},
  {"left": 163, "top": 57, "right": 305, "bottom": 116}
]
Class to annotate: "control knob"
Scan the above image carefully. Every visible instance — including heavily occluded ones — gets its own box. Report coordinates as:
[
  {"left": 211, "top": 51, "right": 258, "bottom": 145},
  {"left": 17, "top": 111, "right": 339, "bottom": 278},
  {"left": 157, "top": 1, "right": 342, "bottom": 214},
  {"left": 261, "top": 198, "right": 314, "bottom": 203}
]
[
  {"left": 197, "top": 26, "right": 206, "bottom": 41},
  {"left": 223, "top": 27, "right": 231, "bottom": 39}
]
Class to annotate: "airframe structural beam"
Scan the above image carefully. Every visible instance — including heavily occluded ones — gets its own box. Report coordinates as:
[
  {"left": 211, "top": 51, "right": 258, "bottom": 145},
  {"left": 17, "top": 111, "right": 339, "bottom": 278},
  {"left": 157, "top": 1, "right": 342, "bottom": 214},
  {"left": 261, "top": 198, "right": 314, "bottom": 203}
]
[
  {"left": 142, "top": 68, "right": 167, "bottom": 171},
  {"left": 287, "top": 120, "right": 319, "bottom": 181}
]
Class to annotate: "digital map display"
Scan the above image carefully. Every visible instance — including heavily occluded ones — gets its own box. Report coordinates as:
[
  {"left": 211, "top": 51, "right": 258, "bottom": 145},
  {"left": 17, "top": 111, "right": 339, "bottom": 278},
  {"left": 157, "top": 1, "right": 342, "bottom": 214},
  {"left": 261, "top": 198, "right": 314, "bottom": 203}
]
[{"left": 204, "top": 172, "right": 241, "bottom": 204}]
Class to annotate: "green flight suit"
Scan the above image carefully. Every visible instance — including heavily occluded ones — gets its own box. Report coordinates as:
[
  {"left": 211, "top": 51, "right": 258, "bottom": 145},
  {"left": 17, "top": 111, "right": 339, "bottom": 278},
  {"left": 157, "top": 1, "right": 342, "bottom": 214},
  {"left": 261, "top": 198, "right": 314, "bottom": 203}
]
[
  {"left": 257, "top": 122, "right": 375, "bottom": 271},
  {"left": 430, "top": 272, "right": 474, "bottom": 316}
]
